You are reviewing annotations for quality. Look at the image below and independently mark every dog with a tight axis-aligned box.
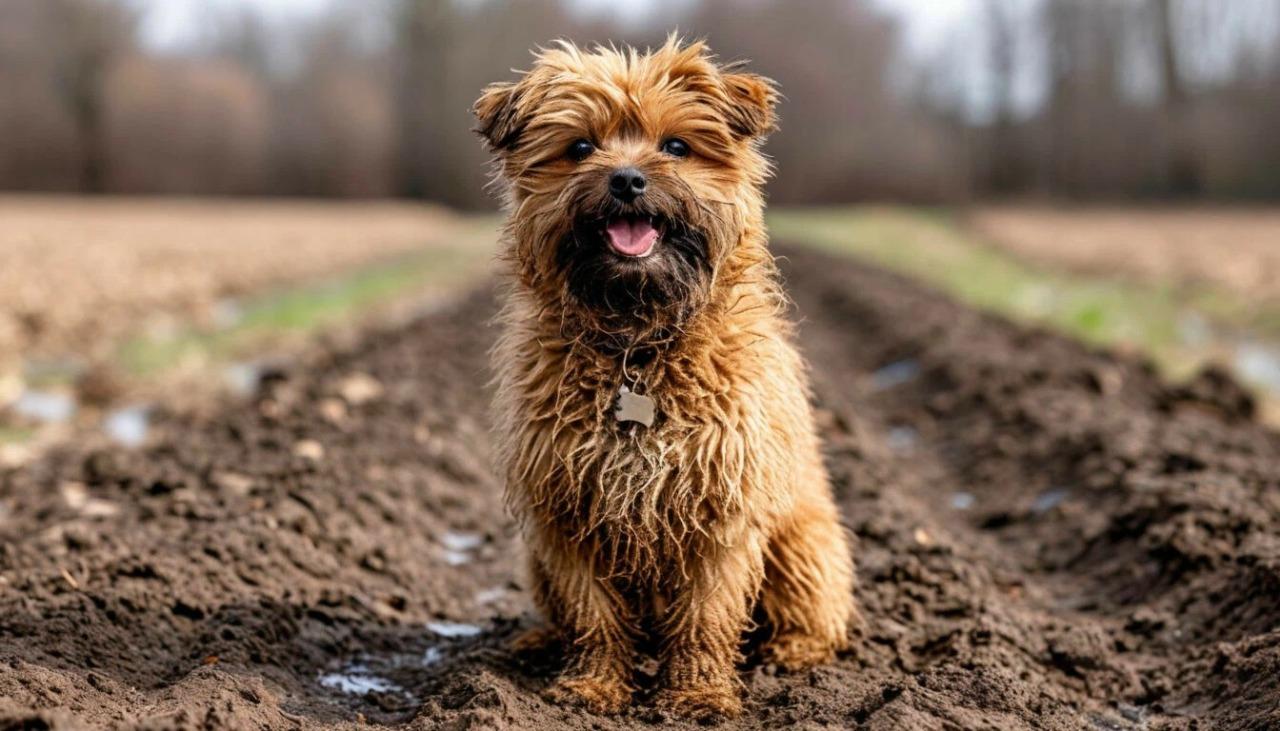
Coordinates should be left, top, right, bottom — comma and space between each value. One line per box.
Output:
474, 38, 857, 720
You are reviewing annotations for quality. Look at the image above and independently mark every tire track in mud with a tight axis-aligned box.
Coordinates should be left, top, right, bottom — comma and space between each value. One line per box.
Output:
2, 245, 1278, 730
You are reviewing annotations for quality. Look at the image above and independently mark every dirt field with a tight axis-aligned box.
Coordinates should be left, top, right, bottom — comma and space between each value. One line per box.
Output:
2, 245, 1279, 729
970, 206, 1280, 301
0, 197, 456, 362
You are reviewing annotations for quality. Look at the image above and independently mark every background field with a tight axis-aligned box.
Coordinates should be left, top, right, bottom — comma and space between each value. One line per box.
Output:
6, 198, 1280, 460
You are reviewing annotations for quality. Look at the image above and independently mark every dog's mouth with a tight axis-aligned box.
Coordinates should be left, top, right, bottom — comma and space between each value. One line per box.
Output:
603, 215, 660, 258
559, 211, 712, 320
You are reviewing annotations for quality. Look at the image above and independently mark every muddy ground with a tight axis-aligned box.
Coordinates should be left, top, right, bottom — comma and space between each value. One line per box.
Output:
2, 245, 1279, 730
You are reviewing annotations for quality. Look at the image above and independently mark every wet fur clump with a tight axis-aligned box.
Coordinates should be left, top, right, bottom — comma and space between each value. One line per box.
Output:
474, 37, 859, 720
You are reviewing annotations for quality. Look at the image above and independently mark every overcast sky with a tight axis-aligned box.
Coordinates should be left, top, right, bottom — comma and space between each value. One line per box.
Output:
138, 0, 977, 57
135, 0, 1278, 125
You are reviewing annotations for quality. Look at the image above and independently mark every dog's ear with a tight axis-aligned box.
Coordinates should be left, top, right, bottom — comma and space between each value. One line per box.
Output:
722, 72, 779, 140
474, 81, 524, 153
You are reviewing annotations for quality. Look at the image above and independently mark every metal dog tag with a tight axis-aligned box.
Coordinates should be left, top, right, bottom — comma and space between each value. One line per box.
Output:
615, 385, 655, 427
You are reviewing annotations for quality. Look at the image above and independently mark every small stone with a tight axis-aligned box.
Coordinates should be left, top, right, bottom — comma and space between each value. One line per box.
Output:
13, 389, 76, 424
64, 480, 120, 517
81, 499, 119, 518
475, 587, 506, 605
293, 440, 325, 461
61, 482, 89, 510
212, 471, 254, 496
913, 527, 933, 546
318, 398, 347, 424
337, 373, 383, 406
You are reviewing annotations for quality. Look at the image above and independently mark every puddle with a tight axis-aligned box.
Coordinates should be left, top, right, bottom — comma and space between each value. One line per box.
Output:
318, 632, 477, 702
1032, 488, 1069, 514
211, 299, 244, 330
1234, 342, 1280, 394
12, 390, 76, 424
871, 359, 920, 391
441, 531, 485, 551
426, 621, 483, 638
104, 405, 149, 447
442, 550, 471, 566
318, 663, 405, 696
224, 362, 263, 396
886, 426, 918, 452
439, 531, 485, 566
951, 492, 976, 510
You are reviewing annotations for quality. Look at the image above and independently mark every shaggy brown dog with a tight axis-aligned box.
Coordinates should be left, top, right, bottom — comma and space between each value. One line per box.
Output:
474, 38, 857, 719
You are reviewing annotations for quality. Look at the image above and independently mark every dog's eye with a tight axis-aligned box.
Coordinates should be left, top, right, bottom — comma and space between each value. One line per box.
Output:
661, 138, 690, 158
567, 139, 595, 162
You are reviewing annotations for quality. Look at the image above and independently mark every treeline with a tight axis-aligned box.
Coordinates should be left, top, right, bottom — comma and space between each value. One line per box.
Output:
0, 0, 1277, 206
944, 0, 1280, 200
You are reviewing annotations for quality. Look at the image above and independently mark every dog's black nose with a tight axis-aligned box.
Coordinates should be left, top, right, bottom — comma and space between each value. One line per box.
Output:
608, 167, 647, 202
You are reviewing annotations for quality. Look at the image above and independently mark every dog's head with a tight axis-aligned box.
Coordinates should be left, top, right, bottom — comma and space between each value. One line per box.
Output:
475, 38, 777, 333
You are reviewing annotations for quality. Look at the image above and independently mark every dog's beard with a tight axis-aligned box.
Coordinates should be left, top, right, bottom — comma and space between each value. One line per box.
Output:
555, 210, 713, 332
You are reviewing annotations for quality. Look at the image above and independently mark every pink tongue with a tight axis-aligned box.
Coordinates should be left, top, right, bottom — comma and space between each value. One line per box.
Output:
606, 218, 659, 257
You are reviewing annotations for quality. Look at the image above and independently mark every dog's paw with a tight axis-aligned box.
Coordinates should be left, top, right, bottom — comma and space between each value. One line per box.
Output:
761, 631, 840, 672
653, 684, 742, 721
543, 674, 631, 715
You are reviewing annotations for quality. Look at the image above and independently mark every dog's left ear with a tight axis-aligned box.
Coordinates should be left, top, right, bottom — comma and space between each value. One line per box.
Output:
474, 81, 524, 153
722, 72, 779, 140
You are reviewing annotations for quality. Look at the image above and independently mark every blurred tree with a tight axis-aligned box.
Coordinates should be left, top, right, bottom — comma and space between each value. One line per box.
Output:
394, 0, 453, 202
105, 58, 271, 195
982, 0, 1028, 194
0, 0, 1277, 203
52, 0, 137, 193
270, 14, 395, 197
1149, 0, 1203, 197
206, 7, 275, 81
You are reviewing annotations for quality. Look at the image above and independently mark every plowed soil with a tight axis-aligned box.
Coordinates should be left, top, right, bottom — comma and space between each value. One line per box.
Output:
3, 245, 1279, 730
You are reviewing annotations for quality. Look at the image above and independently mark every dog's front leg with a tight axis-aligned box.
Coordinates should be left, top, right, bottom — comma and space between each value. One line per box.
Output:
533, 538, 636, 714
655, 532, 766, 720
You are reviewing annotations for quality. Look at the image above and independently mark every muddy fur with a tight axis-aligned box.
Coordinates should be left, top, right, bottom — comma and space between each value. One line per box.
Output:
475, 38, 857, 719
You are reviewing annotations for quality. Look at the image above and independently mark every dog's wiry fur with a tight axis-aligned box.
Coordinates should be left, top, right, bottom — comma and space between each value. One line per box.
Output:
475, 38, 857, 719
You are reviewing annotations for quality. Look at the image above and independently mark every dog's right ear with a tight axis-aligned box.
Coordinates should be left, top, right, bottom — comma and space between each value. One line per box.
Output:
722, 71, 779, 140
474, 81, 523, 153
